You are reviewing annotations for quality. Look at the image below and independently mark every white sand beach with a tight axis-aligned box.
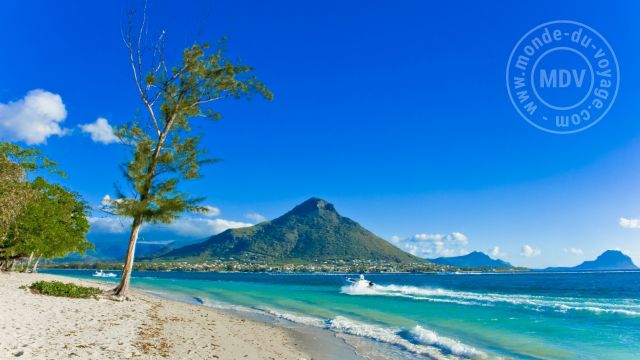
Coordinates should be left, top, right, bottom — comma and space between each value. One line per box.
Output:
0, 272, 310, 359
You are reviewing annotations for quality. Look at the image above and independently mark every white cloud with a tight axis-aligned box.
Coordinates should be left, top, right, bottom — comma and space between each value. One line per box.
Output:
138, 240, 174, 245
156, 217, 252, 237
88, 216, 132, 234
245, 212, 267, 223
79, 117, 119, 144
101, 194, 122, 206
521, 245, 541, 257
89, 214, 252, 238
489, 246, 506, 258
564, 247, 583, 256
203, 205, 221, 217
390, 232, 469, 258
101, 194, 113, 206
0, 89, 68, 144
619, 217, 640, 229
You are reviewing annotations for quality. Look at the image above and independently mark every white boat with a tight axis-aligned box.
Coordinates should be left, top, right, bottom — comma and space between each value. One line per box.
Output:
346, 274, 375, 288
92, 270, 117, 278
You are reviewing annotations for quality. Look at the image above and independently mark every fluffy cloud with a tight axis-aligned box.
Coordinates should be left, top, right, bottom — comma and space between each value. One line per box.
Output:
245, 212, 267, 223
89, 215, 252, 238
521, 245, 541, 257
79, 117, 119, 144
202, 205, 221, 217
0, 89, 68, 144
101, 194, 115, 206
564, 247, 583, 256
390, 232, 469, 258
619, 217, 640, 229
489, 246, 506, 258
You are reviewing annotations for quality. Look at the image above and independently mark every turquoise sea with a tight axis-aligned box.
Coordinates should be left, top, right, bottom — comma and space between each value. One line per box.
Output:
43, 270, 640, 360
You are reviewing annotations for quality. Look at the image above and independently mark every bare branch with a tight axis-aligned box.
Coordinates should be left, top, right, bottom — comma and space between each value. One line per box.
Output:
136, 0, 147, 93
123, 2, 161, 138
192, 96, 222, 107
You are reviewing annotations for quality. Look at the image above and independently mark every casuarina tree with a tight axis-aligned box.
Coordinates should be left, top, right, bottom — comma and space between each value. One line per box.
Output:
104, 6, 271, 297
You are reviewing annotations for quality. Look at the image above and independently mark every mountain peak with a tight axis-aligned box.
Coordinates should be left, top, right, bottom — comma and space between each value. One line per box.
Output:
599, 250, 625, 258
545, 250, 638, 271
160, 197, 420, 263
288, 197, 336, 215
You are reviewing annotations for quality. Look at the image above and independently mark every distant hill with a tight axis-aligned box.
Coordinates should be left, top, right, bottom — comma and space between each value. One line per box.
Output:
429, 251, 513, 268
159, 197, 422, 263
545, 250, 638, 271
62, 235, 204, 261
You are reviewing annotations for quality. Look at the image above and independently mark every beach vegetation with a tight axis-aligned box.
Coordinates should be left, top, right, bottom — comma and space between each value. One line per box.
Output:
29, 280, 101, 299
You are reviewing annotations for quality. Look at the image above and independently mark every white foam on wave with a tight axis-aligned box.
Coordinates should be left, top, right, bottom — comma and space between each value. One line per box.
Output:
329, 316, 487, 360
341, 283, 640, 317
259, 307, 487, 359
329, 316, 448, 360
200, 298, 263, 315
341, 284, 481, 306
409, 325, 486, 358
261, 308, 328, 328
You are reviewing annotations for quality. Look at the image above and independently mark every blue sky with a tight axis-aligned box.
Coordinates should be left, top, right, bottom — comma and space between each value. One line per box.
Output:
1, 0, 639, 267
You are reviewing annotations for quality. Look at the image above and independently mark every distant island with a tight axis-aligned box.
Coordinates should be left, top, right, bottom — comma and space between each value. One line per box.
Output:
429, 251, 513, 269
544, 250, 639, 271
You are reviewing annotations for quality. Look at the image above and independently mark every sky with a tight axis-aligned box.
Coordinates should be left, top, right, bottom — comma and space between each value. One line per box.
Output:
0, 0, 639, 267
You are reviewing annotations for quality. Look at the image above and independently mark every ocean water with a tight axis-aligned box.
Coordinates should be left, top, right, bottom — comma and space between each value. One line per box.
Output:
43, 270, 640, 360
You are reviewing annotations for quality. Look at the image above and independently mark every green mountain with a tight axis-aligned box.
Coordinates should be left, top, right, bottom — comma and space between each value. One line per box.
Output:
159, 197, 421, 263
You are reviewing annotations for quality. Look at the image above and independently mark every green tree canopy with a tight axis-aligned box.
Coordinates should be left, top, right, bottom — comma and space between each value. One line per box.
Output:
0, 142, 60, 240
4, 178, 92, 260
0, 142, 90, 271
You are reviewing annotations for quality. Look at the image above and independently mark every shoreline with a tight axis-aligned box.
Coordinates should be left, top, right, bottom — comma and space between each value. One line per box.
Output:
0, 272, 359, 359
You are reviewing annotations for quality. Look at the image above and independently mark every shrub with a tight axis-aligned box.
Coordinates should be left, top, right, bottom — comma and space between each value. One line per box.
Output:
29, 280, 101, 299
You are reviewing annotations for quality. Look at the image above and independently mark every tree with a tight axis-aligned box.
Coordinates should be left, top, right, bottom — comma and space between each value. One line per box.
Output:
0, 142, 88, 271
0, 142, 58, 235
0, 156, 30, 239
0, 142, 61, 262
104, 8, 272, 297
4, 178, 92, 272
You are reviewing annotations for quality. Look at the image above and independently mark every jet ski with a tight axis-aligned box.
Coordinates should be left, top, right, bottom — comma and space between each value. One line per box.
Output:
93, 270, 117, 278
346, 274, 375, 287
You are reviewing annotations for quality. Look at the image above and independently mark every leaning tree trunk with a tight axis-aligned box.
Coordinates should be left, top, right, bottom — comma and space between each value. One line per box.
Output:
113, 215, 143, 297
31, 255, 42, 273
23, 252, 34, 273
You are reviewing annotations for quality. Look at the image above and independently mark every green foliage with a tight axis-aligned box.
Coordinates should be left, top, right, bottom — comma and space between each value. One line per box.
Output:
3, 178, 92, 260
162, 198, 422, 263
0, 142, 64, 177
0, 141, 62, 238
29, 281, 101, 299
0, 142, 91, 267
107, 42, 272, 226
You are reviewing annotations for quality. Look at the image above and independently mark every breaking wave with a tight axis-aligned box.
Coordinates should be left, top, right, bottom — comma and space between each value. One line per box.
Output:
262, 308, 486, 359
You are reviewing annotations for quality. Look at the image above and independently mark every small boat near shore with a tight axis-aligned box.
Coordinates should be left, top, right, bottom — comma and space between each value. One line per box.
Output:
92, 270, 117, 278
